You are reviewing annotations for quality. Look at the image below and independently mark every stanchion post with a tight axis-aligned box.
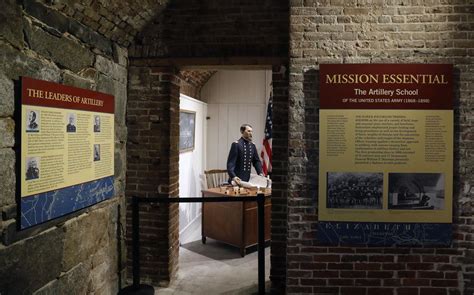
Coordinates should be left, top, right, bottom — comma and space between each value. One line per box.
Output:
257, 193, 265, 295
118, 197, 154, 295
132, 197, 140, 289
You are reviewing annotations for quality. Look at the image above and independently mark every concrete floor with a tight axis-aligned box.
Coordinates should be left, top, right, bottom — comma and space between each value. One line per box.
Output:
154, 239, 270, 294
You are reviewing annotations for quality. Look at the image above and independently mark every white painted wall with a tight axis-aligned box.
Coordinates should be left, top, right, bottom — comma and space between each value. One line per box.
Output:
201, 70, 272, 172
179, 94, 207, 241
178, 70, 271, 243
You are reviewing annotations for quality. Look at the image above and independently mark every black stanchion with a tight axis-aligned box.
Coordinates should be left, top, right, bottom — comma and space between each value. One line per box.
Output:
257, 193, 265, 295
118, 198, 154, 295
119, 195, 268, 294
132, 197, 140, 288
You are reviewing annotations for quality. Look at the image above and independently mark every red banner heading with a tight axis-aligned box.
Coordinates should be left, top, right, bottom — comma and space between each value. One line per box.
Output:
21, 76, 114, 113
320, 64, 453, 110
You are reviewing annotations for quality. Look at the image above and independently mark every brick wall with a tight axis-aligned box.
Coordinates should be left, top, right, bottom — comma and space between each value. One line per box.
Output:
271, 65, 291, 293
126, 68, 205, 284
288, 1, 474, 294
130, 0, 289, 58
126, 66, 181, 284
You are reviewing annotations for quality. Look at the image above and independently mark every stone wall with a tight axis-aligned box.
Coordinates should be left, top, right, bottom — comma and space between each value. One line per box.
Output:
0, 0, 128, 293
287, 1, 474, 294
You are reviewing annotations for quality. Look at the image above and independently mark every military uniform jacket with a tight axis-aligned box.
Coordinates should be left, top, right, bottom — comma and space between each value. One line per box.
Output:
26, 167, 39, 180
66, 124, 76, 132
227, 137, 263, 182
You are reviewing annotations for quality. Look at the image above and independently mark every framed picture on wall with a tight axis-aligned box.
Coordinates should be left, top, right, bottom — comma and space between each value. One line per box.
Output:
179, 110, 196, 152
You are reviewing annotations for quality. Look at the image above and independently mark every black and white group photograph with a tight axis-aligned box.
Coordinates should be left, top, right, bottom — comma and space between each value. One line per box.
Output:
388, 173, 445, 210
326, 172, 383, 209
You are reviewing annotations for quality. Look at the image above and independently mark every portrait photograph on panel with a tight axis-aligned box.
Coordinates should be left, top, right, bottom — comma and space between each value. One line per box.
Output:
388, 173, 445, 210
26, 109, 40, 132
326, 172, 383, 209
93, 115, 101, 132
25, 157, 40, 180
93, 144, 100, 161
66, 113, 77, 133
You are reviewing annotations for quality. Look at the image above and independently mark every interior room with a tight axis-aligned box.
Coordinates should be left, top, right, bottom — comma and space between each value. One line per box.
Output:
172, 69, 272, 293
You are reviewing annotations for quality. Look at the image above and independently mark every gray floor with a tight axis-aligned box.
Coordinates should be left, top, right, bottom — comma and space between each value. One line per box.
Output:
155, 239, 270, 294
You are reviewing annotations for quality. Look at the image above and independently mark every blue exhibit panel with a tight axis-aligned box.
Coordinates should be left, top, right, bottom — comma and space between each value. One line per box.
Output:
317, 221, 451, 246
21, 176, 114, 229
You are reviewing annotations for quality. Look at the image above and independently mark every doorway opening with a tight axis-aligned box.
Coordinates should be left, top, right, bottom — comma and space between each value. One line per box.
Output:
126, 1, 289, 291
126, 61, 288, 291
172, 68, 272, 293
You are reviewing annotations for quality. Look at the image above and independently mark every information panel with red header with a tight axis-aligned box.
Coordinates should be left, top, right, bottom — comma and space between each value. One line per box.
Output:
20, 77, 115, 229
318, 64, 453, 246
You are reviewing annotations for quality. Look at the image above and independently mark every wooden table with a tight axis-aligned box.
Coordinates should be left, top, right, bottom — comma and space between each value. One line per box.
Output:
201, 187, 271, 257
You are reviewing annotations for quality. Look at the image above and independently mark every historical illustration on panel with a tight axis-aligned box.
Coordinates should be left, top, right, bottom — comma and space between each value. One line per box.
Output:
388, 173, 444, 210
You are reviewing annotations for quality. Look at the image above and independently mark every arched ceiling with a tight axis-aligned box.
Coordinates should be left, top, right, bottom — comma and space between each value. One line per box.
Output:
30, 0, 286, 88
31, 0, 289, 59
35, 0, 170, 47
30, 0, 220, 88
130, 0, 289, 59
179, 70, 216, 90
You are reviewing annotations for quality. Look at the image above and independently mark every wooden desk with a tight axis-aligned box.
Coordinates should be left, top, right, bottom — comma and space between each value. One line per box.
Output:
201, 187, 271, 257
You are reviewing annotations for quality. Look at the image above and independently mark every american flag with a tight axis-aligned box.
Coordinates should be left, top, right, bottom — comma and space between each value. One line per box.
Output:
260, 95, 273, 175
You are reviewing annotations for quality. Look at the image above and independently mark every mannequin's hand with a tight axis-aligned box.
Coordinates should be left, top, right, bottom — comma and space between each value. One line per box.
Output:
233, 176, 242, 186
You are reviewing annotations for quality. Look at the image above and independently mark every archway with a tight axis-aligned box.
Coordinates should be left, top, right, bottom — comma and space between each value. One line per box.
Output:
126, 1, 289, 292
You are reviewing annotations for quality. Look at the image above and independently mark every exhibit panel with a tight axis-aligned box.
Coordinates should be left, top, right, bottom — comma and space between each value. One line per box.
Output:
318, 64, 453, 246
20, 77, 115, 229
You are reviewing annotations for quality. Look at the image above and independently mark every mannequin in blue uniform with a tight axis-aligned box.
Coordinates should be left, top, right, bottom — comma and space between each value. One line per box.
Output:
227, 124, 263, 186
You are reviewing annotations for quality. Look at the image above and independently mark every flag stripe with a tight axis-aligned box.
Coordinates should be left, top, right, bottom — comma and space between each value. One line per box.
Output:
261, 95, 273, 175
263, 139, 272, 162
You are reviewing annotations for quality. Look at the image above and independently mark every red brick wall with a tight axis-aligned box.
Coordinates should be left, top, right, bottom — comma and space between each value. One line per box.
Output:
288, 1, 474, 294
126, 67, 181, 284
270, 65, 290, 293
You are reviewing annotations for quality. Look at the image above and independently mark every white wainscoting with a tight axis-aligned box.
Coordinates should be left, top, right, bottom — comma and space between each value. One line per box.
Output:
179, 94, 207, 243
